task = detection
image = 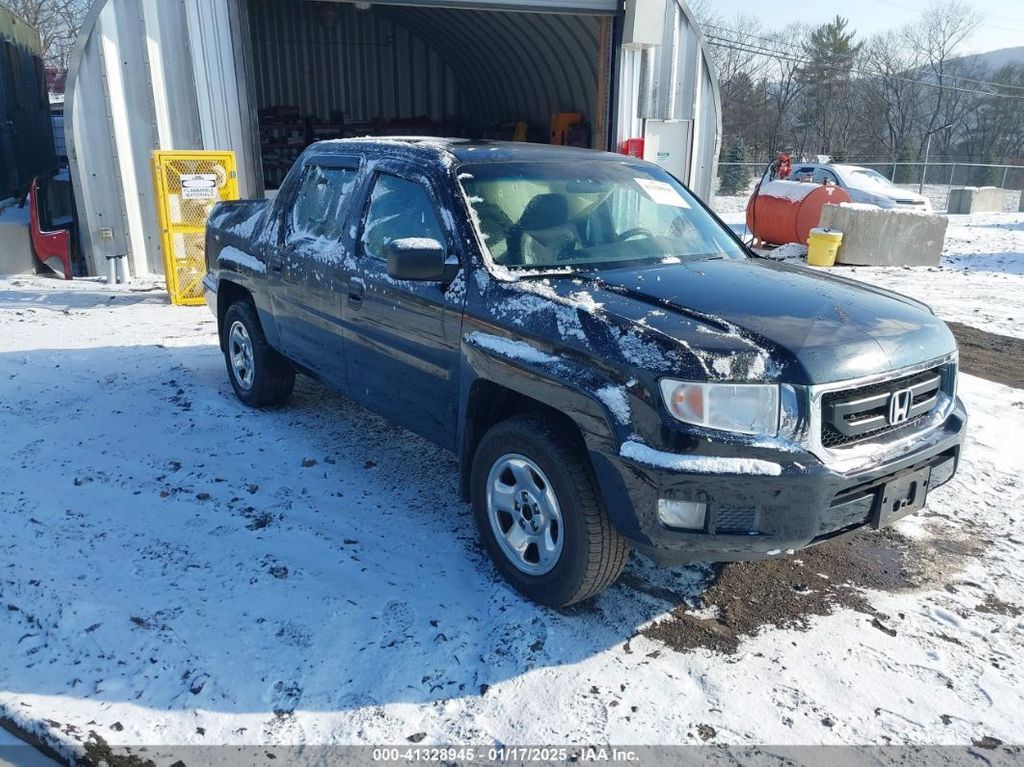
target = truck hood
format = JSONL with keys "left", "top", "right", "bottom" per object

{"left": 556, "top": 257, "right": 956, "bottom": 385}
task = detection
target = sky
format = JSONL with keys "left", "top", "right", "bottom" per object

{"left": 704, "top": 0, "right": 1024, "bottom": 54}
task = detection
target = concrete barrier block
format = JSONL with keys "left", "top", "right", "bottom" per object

{"left": 947, "top": 186, "right": 1005, "bottom": 214}
{"left": 0, "top": 205, "right": 35, "bottom": 276}
{"left": 818, "top": 203, "right": 947, "bottom": 267}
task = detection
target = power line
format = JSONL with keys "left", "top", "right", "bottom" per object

{"left": 858, "top": 0, "right": 1024, "bottom": 34}
{"left": 704, "top": 21, "right": 1024, "bottom": 91}
{"left": 704, "top": 26, "right": 1024, "bottom": 100}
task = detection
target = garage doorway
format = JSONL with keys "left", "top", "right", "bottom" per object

{"left": 245, "top": 0, "right": 615, "bottom": 188}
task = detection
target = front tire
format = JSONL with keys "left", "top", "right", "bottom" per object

{"left": 471, "top": 414, "right": 629, "bottom": 607}
{"left": 223, "top": 300, "right": 295, "bottom": 408}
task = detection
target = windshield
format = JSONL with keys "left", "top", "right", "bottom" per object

{"left": 850, "top": 169, "right": 895, "bottom": 188}
{"left": 458, "top": 160, "right": 746, "bottom": 273}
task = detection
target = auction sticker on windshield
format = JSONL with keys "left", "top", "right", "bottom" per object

{"left": 634, "top": 178, "right": 690, "bottom": 208}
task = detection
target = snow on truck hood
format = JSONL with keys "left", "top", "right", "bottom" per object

{"left": 528, "top": 257, "right": 957, "bottom": 386}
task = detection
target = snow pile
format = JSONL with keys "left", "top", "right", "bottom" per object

{"left": 838, "top": 201, "right": 938, "bottom": 218}
{"left": 757, "top": 180, "right": 818, "bottom": 202}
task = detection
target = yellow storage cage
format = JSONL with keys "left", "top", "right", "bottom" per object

{"left": 152, "top": 151, "right": 239, "bottom": 305}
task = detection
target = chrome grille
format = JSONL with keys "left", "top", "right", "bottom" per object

{"left": 821, "top": 367, "right": 944, "bottom": 449}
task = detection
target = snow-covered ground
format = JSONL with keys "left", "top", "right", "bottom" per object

{"left": 1, "top": 203, "right": 1023, "bottom": 761}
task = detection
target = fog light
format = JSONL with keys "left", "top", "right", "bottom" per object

{"left": 657, "top": 499, "right": 707, "bottom": 530}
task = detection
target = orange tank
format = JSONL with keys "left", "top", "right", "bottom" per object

{"left": 745, "top": 180, "right": 852, "bottom": 246}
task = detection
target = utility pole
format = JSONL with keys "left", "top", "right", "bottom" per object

{"left": 920, "top": 123, "right": 954, "bottom": 194}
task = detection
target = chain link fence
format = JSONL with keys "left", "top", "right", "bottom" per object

{"left": 713, "top": 161, "right": 1024, "bottom": 212}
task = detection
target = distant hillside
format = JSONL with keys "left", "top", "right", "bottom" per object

{"left": 954, "top": 46, "right": 1024, "bottom": 71}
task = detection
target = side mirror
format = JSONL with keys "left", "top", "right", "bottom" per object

{"left": 385, "top": 238, "right": 457, "bottom": 282}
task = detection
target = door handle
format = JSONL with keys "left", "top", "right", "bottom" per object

{"left": 348, "top": 277, "right": 365, "bottom": 307}
{"left": 268, "top": 253, "right": 284, "bottom": 275}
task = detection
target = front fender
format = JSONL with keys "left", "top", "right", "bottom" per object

{"left": 458, "top": 332, "right": 646, "bottom": 540}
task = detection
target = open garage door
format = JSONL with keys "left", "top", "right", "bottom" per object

{"left": 244, "top": 0, "right": 615, "bottom": 188}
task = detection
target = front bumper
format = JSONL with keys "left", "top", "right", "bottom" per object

{"left": 595, "top": 398, "right": 967, "bottom": 566}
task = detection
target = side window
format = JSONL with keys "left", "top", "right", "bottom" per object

{"left": 286, "top": 165, "right": 358, "bottom": 245}
{"left": 812, "top": 168, "right": 839, "bottom": 185}
{"left": 361, "top": 174, "right": 445, "bottom": 261}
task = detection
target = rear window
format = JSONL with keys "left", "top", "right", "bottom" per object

{"left": 287, "top": 165, "right": 358, "bottom": 243}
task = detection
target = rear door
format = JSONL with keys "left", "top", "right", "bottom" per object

{"left": 274, "top": 156, "right": 361, "bottom": 383}
{"left": 343, "top": 163, "right": 465, "bottom": 447}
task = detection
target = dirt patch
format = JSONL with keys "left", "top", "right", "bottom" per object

{"left": 946, "top": 322, "right": 1024, "bottom": 389}
{"left": 642, "top": 528, "right": 982, "bottom": 655}
{"left": 975, "top": 593, "right": 1022, "bottom": 617}
{"left": 84, "top": 732, "right": 155, "bottom": 767}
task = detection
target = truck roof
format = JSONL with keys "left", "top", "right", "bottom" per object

{"left": 312, "top": 137, "right": 626, "bottom": 167}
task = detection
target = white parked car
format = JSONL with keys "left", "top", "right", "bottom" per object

{"left": 788, "top": 163, "right": 933, "bottom": 212}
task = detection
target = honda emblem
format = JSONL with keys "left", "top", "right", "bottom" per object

{"left": 888, "top": 387, "right": 914, "bottom": 425}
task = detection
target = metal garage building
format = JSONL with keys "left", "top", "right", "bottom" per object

{"left": 66, "top": 0, "right": 721, "bottom": 277}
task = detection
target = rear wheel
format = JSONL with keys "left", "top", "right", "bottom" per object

{"left": 471, "top": 414, "right": 629, "bottom": 606}
{"left": 223, "top": 300, "right": 295, "bottom": 408}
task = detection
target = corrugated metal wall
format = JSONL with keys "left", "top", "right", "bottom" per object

{"left": 66, "top": 0, "right": 257, "bottom": 277}
{"left": 375, "top": 6, "right": 602, "bottom": 131}
{"left": 246, "top": 2, "right": 602, "bottom": 134}
{"left": 643, "top": 0, "right": 721, "bottom": 195}
{"left": 248, "top": 1, "right": 458, "bottom": 123}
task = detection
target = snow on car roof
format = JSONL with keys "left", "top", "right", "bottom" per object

{"left": 314, "top": 137, "right": 630, "bottom": 166}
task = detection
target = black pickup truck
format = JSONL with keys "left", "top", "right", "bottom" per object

{"left": 203, "top": 138, "right": 966, "bottom": 606}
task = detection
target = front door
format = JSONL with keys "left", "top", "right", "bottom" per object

{"left": 344, "top": 168, "right": 465, "bottom": 447}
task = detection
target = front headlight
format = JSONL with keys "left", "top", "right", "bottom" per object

{"left": 659, "top": 379, "right": 780, "bottom": 436}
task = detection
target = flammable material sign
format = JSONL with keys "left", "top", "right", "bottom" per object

{"left": 180, "top": 173, "right": 219, "bottom": 200}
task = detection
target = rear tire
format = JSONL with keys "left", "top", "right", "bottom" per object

{"left": 471, "top": 414, "right": 629, "bottom": 607}
{"left": 223, "top": 300, "right": 295, "bottom": 408}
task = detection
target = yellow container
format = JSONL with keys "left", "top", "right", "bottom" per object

{"left": 807, "top": 227, "right": 843, "bottom": 267}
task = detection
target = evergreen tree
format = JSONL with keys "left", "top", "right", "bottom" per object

{"left": 717, "top": 139, "right": 750, "bottom": 196}
{"left": 894, "top": 148, "right": 916, "bottom": 184}
{"left": 795, "top": 16, "right": 863, "bottom": 155}
{"left": 970, "top": 156, "right": 997, "bottom": 186}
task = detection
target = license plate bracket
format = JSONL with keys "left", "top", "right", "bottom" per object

{"left": 874, "top": 466, "right": 931, "bottom": 529}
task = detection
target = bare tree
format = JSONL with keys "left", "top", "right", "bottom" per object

{"left": 907, "top": 0, "right": 983, "bottom": 159}
{"left": 701, "top": 0, "right": 1023, "bottom": 175}
{"left": 761, "top": 26, "right": 806, "bottom": 157}
{"left": 0, "top": 0, "right": 90, "bottom": 70}
{"left": 862, "top": 28, "right": 927, "bottom": 168}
